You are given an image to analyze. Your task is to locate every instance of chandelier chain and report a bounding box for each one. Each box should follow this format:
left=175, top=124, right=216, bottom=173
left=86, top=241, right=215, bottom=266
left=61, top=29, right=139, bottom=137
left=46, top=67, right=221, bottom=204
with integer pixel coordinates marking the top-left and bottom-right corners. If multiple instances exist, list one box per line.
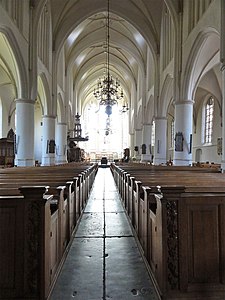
left=93, top=0, right=124, bottom=116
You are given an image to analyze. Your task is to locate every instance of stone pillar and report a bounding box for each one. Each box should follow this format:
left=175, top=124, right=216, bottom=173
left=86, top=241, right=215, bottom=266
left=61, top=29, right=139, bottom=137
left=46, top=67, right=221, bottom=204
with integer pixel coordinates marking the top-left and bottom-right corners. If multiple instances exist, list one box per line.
left=129, top=133, right=134, bottom=159
left=154, top=117, right=167, bottom=165
left=134, top=129, right=142, bottom=161
left=173, top=100, right=193, bottom=166
left=15, top=99, right=35, bottom=167
left=41, top=115, right=56, bottom=166
left=55, top=122, right=68, bottom=164
left=141, top=124, right=152, bottom=162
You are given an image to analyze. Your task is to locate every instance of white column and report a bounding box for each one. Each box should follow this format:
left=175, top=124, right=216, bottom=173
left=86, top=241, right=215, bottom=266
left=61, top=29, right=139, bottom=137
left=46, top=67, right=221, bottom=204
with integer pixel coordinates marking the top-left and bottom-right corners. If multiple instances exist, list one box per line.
left=141, top=124, right=152, bottom=162
left=134, top=129, right=142, bottom=161
left=154, top=117, right=167, bottom=165
left=15, top=99, right=35, bottom=167
left=41, top=115, right=56, bottom=166
left=129, top=133, right=134, bottom=159
left=173, top=100, right=193, bottom=166
left=55, top=122, right=68, bottom=164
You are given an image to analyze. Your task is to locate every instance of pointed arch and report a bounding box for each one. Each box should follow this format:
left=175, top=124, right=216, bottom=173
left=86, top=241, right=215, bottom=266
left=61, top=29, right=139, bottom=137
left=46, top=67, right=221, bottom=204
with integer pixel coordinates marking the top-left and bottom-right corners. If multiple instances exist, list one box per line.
left=145, top=95, right=154, bottom=124
left=37, top=73, right=51, bottom=115
left=0, top=27, right=28, bottom=98
left=136, top=104, right=142, bottom=130
left=159, top=74, right=173, bottom=116
left=57, top=93, right=65, bottom=123
left=182, top=28, right=220, bottom=100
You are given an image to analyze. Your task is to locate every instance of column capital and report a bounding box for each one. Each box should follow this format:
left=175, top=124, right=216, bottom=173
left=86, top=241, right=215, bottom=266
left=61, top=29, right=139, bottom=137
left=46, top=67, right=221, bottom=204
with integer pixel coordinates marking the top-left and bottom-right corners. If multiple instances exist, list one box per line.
left=42, top=115, right=57, bottom=119
left=57, top=122, right=67, bottom=126
left=174, top=99, right=194, bottom=106
left=16, top=98, right=35, bottom=105
left=155, top=116, right=167, bottom=121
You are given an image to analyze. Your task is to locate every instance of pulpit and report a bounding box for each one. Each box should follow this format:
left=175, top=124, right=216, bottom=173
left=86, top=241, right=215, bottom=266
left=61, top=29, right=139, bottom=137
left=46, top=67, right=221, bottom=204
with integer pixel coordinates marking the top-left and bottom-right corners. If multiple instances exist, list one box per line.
left=0, top=129, right=15, bottom=166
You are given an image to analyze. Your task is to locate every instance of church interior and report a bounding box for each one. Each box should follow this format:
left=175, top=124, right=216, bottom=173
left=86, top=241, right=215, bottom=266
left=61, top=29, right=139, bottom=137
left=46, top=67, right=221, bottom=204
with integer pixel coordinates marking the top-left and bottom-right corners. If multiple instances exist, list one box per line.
left=1, top=0, right=225, bottom=299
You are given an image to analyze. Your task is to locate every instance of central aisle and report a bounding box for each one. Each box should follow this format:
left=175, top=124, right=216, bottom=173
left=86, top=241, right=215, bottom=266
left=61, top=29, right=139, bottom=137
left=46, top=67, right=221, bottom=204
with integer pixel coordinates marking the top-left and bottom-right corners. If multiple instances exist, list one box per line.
left=50, top=168, right=160, bottom=300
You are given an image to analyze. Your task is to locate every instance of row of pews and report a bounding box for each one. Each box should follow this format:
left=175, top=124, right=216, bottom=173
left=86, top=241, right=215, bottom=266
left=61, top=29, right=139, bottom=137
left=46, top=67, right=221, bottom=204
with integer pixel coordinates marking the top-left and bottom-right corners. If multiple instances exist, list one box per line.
left=0, top=162, right=98, bottom=300
left=111, top=162, right=225, bottom=300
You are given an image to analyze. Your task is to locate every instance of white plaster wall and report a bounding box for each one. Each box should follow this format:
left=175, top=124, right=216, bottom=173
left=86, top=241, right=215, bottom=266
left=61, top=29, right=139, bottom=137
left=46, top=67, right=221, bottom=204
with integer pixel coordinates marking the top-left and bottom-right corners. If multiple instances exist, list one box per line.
left=182, top=0, right=220, bottom=89
left=37, top=61, right=53, bottom=115
left=193, top=99, right=222, bottom=163
left=57, top=48, right=65, bottom=92
left=0, top=85, right=15, bottom=137
left=34, top=103, right=43, bottom=163
left=0, top=3, right=29, bottom=98
left=167, top=114, right=174, bottom=160
left=146, top=48, right=155, bottom=92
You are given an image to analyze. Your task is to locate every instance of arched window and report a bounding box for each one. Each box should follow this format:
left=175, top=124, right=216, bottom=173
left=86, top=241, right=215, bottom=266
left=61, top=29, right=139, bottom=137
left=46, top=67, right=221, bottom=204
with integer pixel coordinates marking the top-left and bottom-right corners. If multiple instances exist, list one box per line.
left=171, top=119, right=174, bottom=148
left=151, top=121, right=155, bottom=147
left=204, top=96, right=214, bottom=143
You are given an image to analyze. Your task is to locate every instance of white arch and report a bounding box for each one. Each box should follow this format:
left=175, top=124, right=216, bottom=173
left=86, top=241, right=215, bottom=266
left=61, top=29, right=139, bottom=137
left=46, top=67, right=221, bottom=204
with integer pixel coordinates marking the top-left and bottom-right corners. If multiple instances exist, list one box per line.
left=53, top=1, right=158, bottom=63
left=57, top=93, right=66, bottom=123
left=159, top=74, right=174, bottom=117
left=182, top=28, right=220, bottom=100
left=37, top=73, right=51, bottom=115
left=0, top=27, right=28, bottom=99
left=145, top=95, right=154, bottom=124
left=136, top=104, right=142, bottom=130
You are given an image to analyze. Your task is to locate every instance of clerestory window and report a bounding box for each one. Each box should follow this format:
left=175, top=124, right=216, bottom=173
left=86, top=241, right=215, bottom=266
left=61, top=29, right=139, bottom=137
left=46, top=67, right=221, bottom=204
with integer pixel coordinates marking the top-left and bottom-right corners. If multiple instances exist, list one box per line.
left=204, top=96, right=214, bottom=144
left=171, top=119, right=174, bottom=148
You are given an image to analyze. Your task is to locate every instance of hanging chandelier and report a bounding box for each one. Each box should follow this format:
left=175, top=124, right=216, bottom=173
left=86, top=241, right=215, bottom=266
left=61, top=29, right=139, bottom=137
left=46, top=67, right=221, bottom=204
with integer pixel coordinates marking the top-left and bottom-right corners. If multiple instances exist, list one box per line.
left=121, top=100, right=129, bottom=113
left=105, top=116, right=112, bottom=135
left=93, top=0, right=124, bottom=116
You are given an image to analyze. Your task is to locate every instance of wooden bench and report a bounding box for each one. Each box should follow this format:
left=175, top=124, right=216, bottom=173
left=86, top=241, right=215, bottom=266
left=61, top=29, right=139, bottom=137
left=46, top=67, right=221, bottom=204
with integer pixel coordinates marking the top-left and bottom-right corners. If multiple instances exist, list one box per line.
left=111, top=163, right=225, bottom=300
left=0, top=162, right=98, bottom=300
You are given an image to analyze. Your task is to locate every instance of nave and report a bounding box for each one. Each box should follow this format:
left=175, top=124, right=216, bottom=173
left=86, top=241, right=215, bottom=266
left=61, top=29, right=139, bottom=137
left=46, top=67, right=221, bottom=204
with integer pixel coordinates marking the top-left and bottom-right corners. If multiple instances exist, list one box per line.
left=50, top=168, right=160, bottom=300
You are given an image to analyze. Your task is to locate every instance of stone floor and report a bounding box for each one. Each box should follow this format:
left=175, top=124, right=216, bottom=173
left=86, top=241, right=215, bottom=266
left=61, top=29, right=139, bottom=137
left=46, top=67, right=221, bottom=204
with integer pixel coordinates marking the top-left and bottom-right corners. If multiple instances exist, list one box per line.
left=49, top=167, right=160, bottom=300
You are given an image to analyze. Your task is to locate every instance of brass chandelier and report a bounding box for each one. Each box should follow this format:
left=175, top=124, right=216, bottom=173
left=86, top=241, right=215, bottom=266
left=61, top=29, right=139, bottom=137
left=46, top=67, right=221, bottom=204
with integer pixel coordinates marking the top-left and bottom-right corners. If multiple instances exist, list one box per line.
left=93, top=0, right=124, bottom=116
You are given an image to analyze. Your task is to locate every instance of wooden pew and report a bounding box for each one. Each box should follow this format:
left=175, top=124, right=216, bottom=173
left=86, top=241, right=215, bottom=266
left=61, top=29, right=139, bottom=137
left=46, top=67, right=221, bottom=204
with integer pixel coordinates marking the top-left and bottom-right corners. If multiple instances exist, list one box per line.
left=0, top=186, right=53, bottom=300
left=111, top=163, right=225, bottom=300
left=145, top=186, right=225, bottom=300
left=0, top=162, right=98, bottom=300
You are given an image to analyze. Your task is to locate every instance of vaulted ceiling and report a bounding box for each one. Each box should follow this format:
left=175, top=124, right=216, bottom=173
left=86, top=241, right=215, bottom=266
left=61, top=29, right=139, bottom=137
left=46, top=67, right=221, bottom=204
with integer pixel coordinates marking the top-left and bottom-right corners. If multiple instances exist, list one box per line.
left=44, top=0, right=177, bottom=111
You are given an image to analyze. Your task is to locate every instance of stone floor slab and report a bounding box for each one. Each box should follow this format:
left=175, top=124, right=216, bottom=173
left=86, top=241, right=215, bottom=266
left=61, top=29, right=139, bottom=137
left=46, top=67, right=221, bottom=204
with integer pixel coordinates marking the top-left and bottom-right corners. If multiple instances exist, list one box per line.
left=49, top=168, right=160, bottom=300
left=50, top=238, right=103, bottom=300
